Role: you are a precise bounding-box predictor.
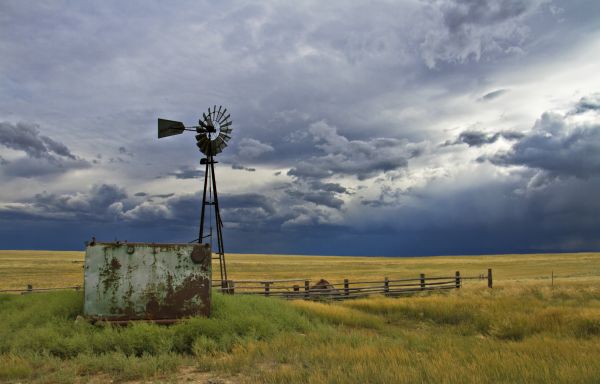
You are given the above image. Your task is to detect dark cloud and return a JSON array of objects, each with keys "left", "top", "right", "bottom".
[
  {"left": 442, "top": 0, "right": 529, "bottom": 31},
  {"left": 445, "top": 129, "right": 524, "bottom": 147},
  {"left": 360, "top": 199, "right": 396, "bottom": 208},
  {"left": 134, "top": 192, "right": 147, "bottom": 197},
  {"left": 231, "top": 164, "right": 256, "bottom": 172},
  {"left": 4, "top": 184, "right": 128, "bottom": 222},
  {"left": 286, "top": 189, "right": 344, "bottom": 209},
  {"left": 0, "top": 121, "right": 90, "bottom": 177},
  {"left": 309, "top": 181, "right": 348, "bottom": 194},
  {"left": 479, "top": 89, "right": 508, "bottom": 101},
  {"left": 487, "top": 112, "right": 600, "bottom": 179},
  {"left": 288, "top": 121, "right": 419, "bottom": 181},
  {"left": 0, "top": 121, "right": 75, "bottom": 160},
  {"left": 420, "top": 0, "right": 544, "bottom": 67},
  {"left": 153, "top": 193, "right": 174, "bottom": 199},
  {"left": 220, "top": 193, "right": 275, "bottom": 214},
  {"left": 571, "top": 94, "right": 600, "bottom": 115}
]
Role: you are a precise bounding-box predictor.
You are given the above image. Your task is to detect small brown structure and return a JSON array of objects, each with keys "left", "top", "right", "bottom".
[{"left": 310, "top": 279, "right": 339, "bottom": 294}]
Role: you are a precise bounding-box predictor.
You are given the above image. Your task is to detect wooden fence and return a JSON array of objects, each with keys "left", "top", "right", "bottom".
[
  {"left": 213, "top": 269, "right": 493, "bottom": 300},
  {"left": 1, "top": 269, "right": 494, "bottom": 298}
]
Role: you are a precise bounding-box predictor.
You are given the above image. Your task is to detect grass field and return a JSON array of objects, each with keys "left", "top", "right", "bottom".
[
  {"left": 1, "top": 251, "right": 600, "bottom": 383},
  {"left": 1, "top": 250, "right": 599, "bottom": 290}
]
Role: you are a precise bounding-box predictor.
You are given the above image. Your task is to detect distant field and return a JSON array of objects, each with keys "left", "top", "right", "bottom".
[
  {"left": 1, "top": 250, "right": 599, "bottom": 290},
  {"left": 1, "top": 251, "right": 600, "bottom": 383}
]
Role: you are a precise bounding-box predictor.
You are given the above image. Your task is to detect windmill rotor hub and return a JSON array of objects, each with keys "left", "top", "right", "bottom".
[{"left": 195, "top": 106, "right": 233, "bottom": 157}]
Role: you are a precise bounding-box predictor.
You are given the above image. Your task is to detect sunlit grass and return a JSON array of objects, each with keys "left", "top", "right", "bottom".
[
  {"left": 2, "top": 250, "right": 600, "bottom": 290},
  {"left": 1, "top": 251, "right": 600, "bottom": 382}
]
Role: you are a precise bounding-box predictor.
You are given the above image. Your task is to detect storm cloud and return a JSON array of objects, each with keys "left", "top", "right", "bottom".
[
  {"left": 1, "top": 1, "right": 599, "bottom": 255},
  {"left": 487, "top": 112, "right": 600, "bottom": 179},
  {"left": 0, "top": 122, "right": 90, "bottom": 177},
  {"left": 288, "top": 121, "right": 421, "bottom": 181},
  {"left": 447, "top": 129, "right": 524, "bottom": 147}
]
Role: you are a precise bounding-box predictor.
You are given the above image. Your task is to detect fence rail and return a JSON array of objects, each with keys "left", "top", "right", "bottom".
[
  {"left": 212, "top": 269, "right": 493, "bottom": 300},
  {"left": 1, "top": 269, "right": 494, "bottom": 299},
  {"left": 0, "top": 284, "right": 82, "bottom": 294}
]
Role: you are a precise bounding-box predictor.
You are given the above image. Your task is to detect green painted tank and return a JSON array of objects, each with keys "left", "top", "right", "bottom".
[{"left": 84, "top": 242, "right": 211, "bottom": 321}]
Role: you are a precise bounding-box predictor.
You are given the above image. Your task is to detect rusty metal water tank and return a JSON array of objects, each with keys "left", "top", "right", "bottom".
[{"left": 84, "top": 242, "right": 211, "bottom": 322}]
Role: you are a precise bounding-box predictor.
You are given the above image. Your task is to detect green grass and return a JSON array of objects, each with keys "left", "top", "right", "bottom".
[
  {"left": 1, "top": 251, "right": 600, "bottom": 382},
  {"left": 1, "top": 283, "right": 600, "bottom": 383}
]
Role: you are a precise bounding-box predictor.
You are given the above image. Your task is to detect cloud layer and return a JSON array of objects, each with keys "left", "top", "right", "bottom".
[{"left": 1, "top": 1, "right": 600, "bottom": 255}]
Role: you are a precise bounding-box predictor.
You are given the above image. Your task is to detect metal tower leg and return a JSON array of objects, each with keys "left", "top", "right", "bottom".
[
  {"left": 198, "top": 157, "right": 210, "bottom": 242},
  {"left": 210, "top": 156, "right": 228, "bottom": 286}
]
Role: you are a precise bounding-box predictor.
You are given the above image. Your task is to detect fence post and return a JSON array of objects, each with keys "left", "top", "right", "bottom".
[
  {"left": 344, "top": 279, "right": 349, "bottom": 296},
  {"left": 21, "top": 284, "right": 33, "bottom": 295},
  {"left": 264, "top": 282, "right": 270, "bottom": 297},
  {"left": 487, "top": 268, "right": 493, "bottom": 288},
  {"left": 455, "top": 271, "right": 461, "bottom": 289},
  {"left": 228, "top": 280, "right": 235, "bottom": 295},
  {"left": 420, "top": 274, "right": 425, "bottom": 290},
  {"left": 304, "top": 280, "right": 310, "bottom": 299},
  {"left": 384, "top": 277, "right": 389, "bottom": 295},
  {"left": 293, "top": 284, "right": 299, "bottom": 295}
]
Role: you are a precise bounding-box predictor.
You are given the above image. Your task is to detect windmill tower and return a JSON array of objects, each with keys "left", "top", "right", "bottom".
[{"left": 158, "top": 106, "right": 233, "bottom": 287}]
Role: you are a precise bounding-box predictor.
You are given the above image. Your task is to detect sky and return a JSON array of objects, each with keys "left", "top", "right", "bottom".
[{"left": 1, "top": 0, "right": 600, "bottom": 256}]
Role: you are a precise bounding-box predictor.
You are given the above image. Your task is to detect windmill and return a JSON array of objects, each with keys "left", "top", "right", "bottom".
[{"left": 157, "top": 106, "right": 233, "bottom": 287}]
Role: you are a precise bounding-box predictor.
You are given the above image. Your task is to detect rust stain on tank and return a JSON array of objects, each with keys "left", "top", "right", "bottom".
[
  {"left": 110, "top": 257, "right": 121, "bottom": 270},
  {"left": 142, "top": 274, "right": 210, "bottom": 319}
]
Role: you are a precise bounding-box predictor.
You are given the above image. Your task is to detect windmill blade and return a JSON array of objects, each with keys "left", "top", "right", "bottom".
[
  {"left": 207, "top": 107, "right": 214, "bottom": 124},
  {"left": 158, "top": 118, "right": 185, "bottom": 138},
  {"left": 215, "top": 136, "right": 228, "bottom": 154},
  {"left": 220, "top": 126, "right": 232, "bottom": 134},
  {"left": 219, "top": 132, "right": 231, "bottom": 142},
  {"left": 220, "top": 114, "right": 230, "bottom": 123},
  {"left": 202, "top": 113, "right": 215, "bottom": 132},
  {"left": 220, "top": 120, "right": 232, "bottom": 128},
  {"left": 215, "top": 105, "right": 223, "bottom": 121},
  {"left": 198, "top": 119, "right": 209, "bottom": 129},
  {"left": 217, "top": 108, "right": 227, "bottom": 123},
  {"left": 196, "top": 136, "right": 211, "bottom": 155}
]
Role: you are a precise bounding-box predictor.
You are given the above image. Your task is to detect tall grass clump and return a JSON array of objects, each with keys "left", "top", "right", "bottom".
[
  {"left": 0, "top": 291, "right": 315, "bottom": 381},
  {"left": 290, "top": 300, "right": 384, "bottom": 329}
]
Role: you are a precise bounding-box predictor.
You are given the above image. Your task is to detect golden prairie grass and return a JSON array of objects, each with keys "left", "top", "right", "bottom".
[
  {"left": 1, "top": 250, "right": 600, "bottom": 383},
  {"left": 0, "top": 250, "right": 83, "bottom": 290},
  {"left": 196, "top": 284, "right": 600, "bottom": 383},
  {"left": 2, "top": 250, "right": 599, "bottom": 290}
]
